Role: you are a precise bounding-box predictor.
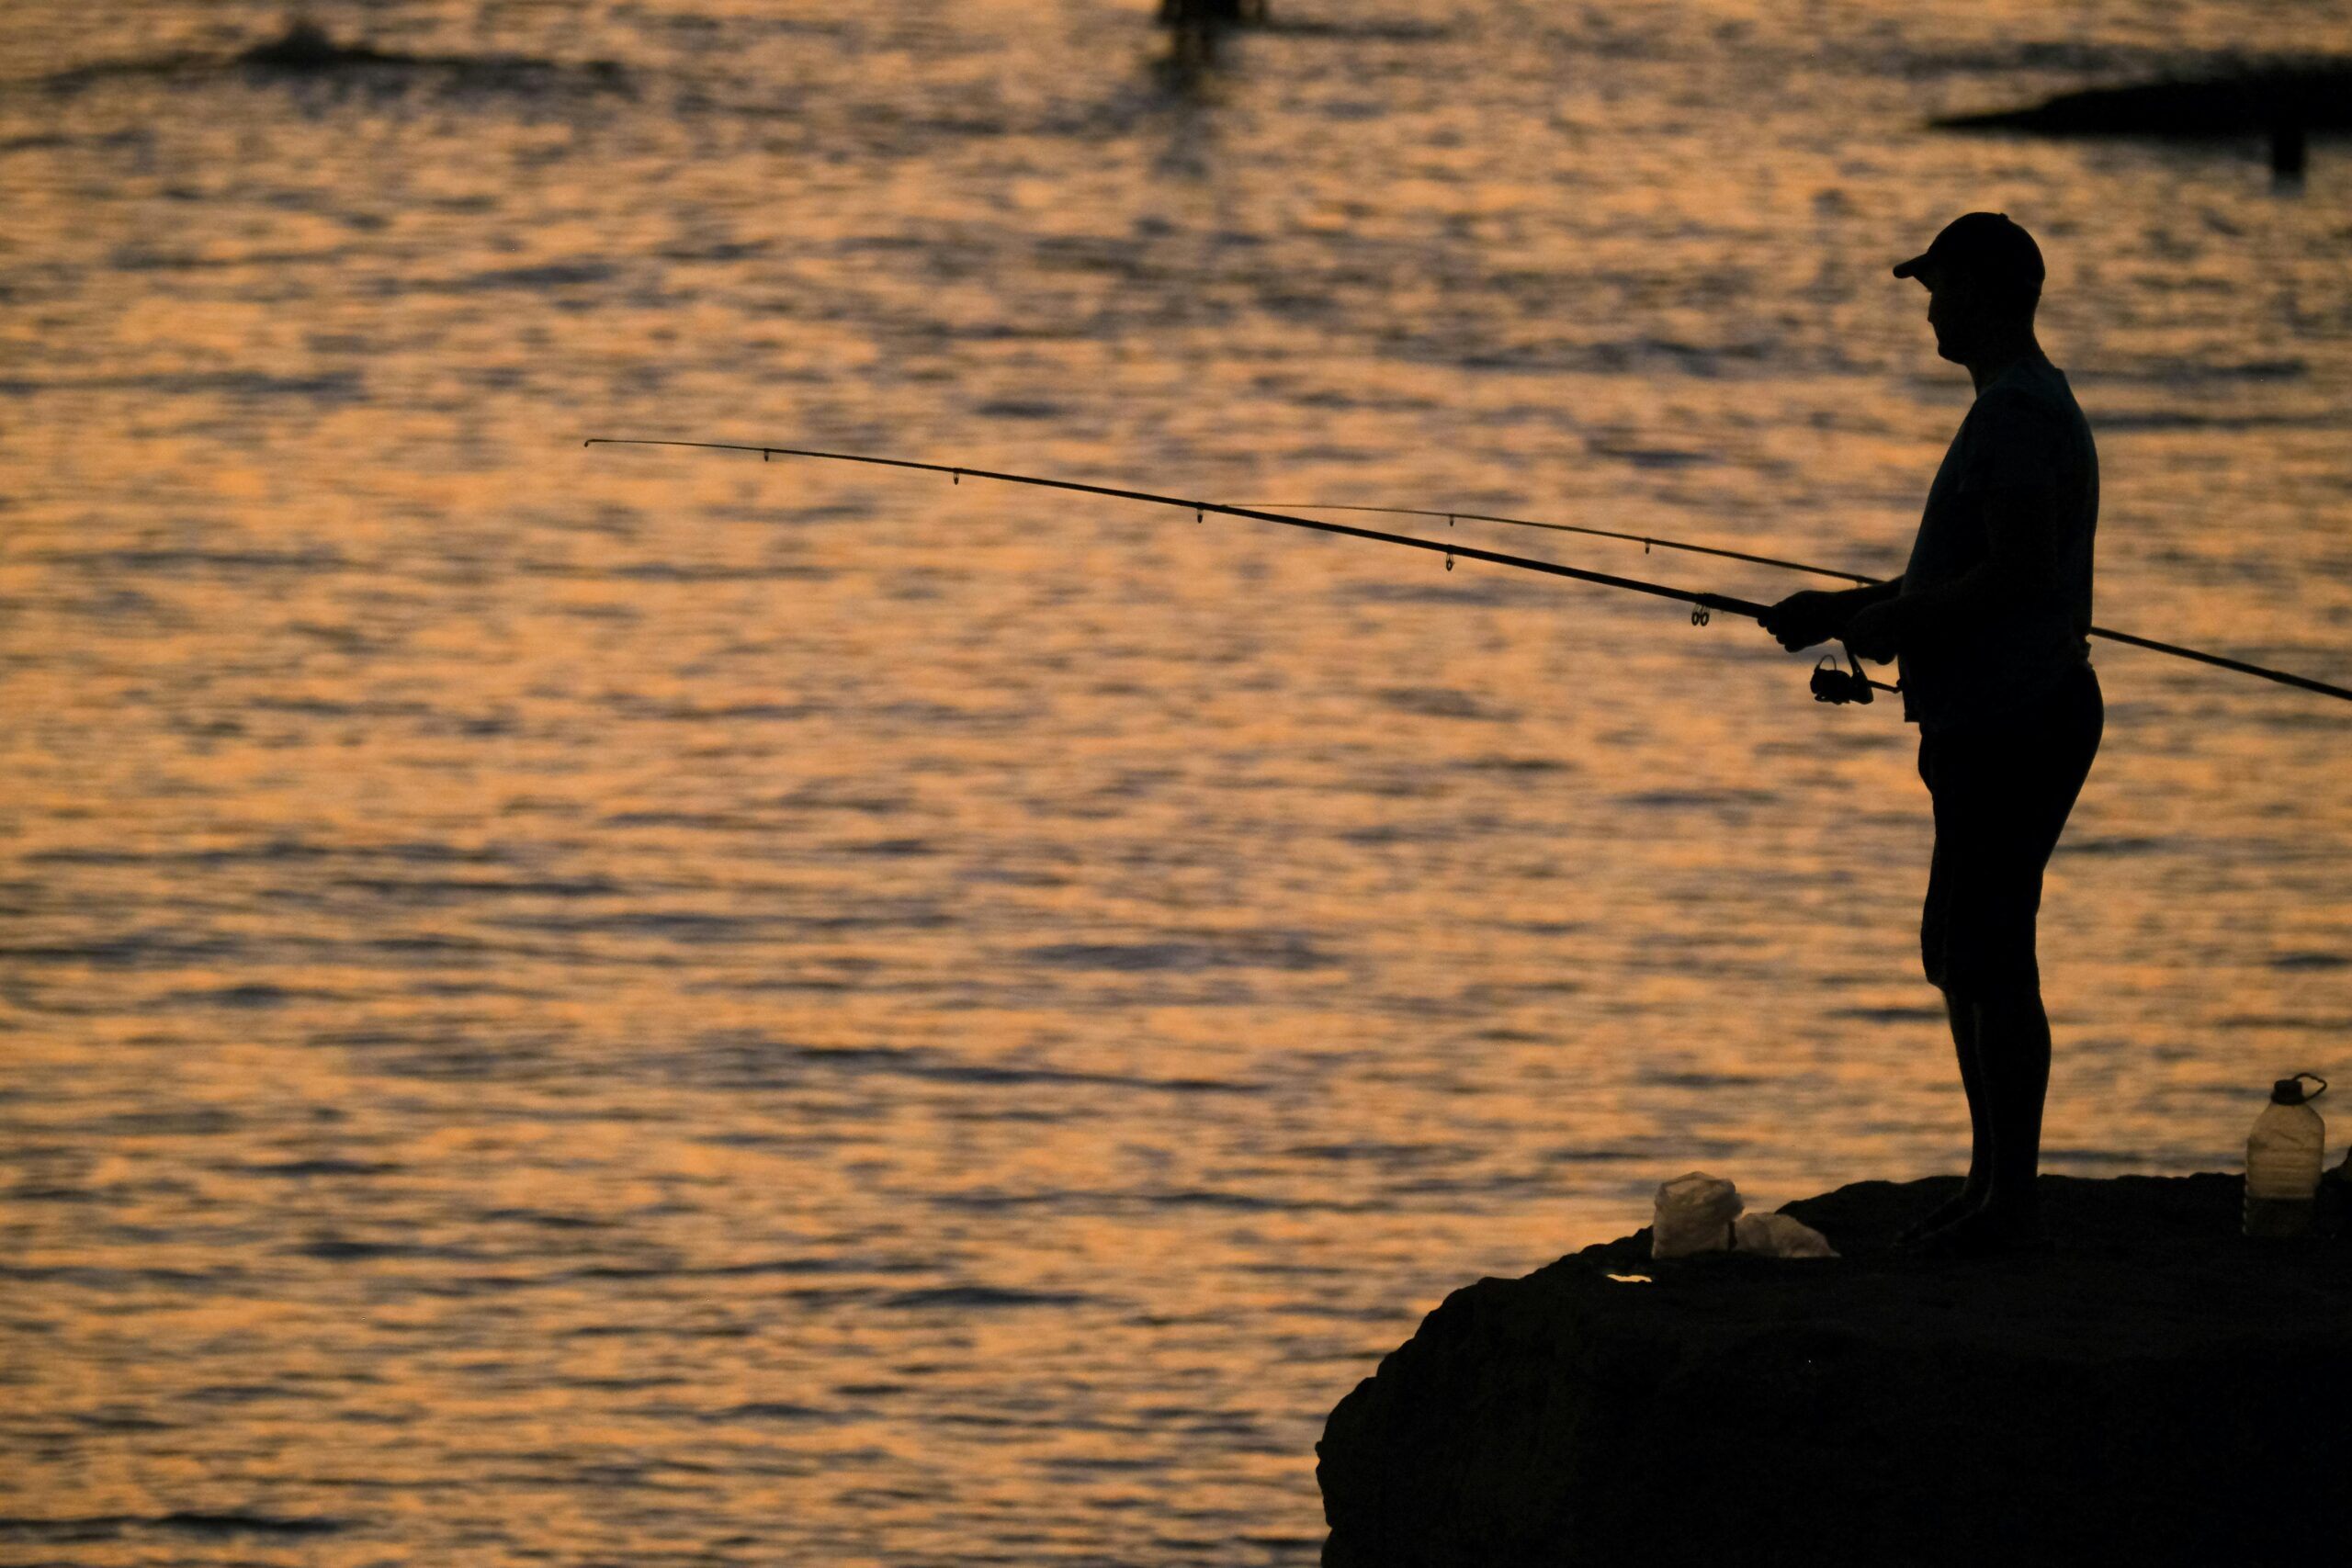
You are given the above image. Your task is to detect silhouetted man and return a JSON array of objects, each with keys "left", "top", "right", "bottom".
[{"left": 1761, "top": 213, "right": 2102, "bottom": 1258}]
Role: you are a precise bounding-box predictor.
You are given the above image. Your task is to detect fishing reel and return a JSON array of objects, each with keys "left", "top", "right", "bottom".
[{"left": 1811, "top": 642, "right": 1901, "bottom": 706}]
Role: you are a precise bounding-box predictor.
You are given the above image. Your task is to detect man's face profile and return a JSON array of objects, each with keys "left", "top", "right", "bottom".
[{"left": 1919, "top": 265, "right": 1975, "bottom": 365}]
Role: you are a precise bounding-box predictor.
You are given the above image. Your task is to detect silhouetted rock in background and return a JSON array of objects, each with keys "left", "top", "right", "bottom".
[
  {"left": 1319, "top": 1174, "right": 2352, "bottom": 1567},
  {"left": 41, "top": 16, "right": 628, "bottom": 97},
  {"left": 1935, "top": 62, "right": 2352, "bottom": 136},
  {"left": 232, "top": 19, "right": 628, "bottom": 91}
]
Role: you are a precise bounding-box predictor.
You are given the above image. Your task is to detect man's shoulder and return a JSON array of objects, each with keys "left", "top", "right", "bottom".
[
  {"left": 1976, "top": 357, "right": 2084, "bottom": 423},
  {"left": 1952, "top": 361, "right": 2095, "bottom": 495},
  {"left": 1967, "top": 365, "right": 2087, "bottom": 450}
]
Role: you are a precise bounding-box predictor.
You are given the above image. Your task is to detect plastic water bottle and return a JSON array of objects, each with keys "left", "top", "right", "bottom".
[{"left": 2244, "top": 1073, "right": 2328, "bottom": 1238}]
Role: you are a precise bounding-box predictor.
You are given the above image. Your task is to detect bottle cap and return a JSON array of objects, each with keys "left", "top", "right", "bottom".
[{"left": 2272, "top": 1073, "right": 2328, "bottom": 1105}]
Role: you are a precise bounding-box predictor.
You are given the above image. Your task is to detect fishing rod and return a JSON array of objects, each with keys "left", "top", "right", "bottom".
[
  {"left": 578, "top": 439, "right": 1844, "bottom": 667},
  {"left": 1258, "top": 501, "right": 2352, "bottom": 706},
  {"left": 585, "top": 436, "right": 1908, "bottom": 703},
  {"left": 579, "top": 440, "right": 1756, "bottom": 621},
  {"left": 581, "top": 437, "right": 1886, "bottom": 693}
]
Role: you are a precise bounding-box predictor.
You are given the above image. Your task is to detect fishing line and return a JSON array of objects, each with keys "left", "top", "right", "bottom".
[
  {"left": 1256, "top": 502, "right": 2352, "bottom": 706},
  {"left": 1246, "top": 501, "right": 1877, "bottom": 584}
]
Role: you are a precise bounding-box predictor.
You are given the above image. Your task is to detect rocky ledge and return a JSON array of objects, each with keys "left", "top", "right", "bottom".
[{"left": 1318, "top": 1174, "right": 2351, "bottom": 1567}]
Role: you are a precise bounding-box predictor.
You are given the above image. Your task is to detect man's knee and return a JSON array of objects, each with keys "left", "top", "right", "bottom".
[
  {"left": 1939, "top": 972, "right": 2041, "bottom": 1018},
  {"left": 1947, "top": 980, "right": 2049, "bottom": 1058}
]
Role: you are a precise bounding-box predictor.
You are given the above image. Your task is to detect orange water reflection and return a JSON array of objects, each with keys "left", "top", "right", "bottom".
[{"left": 5, "top": 0, "right": 2351, "bottom": 1562}]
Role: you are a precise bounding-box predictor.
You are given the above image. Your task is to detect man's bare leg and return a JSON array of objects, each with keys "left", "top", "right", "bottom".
[
  {"left": 1907, "top": 979, "right": 2052, "bottom": 1253},
  {"left": 1971, "top": 979, "right": 2051, "bottom": 1230},
  {"left": 1895, "top": 987, "right": 1996, "bottom": 1242}
]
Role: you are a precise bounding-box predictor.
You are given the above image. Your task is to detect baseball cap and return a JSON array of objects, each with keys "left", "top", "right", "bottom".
[{"left": 1892, "top": 212, "right": 2044, "bottom": 303}]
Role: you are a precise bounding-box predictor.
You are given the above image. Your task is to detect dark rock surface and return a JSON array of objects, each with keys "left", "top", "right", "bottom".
[
  {"left": 1318, "top": 1174, "right": 2352, "bottom": 1567},
  {"left": 1936, "top": 63, "right": 2352, "bottom": 136}
]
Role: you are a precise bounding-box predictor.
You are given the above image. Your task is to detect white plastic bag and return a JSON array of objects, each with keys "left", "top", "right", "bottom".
[
  {"left": 1733, "top": 1210, "right": 1838, "bottom": 1258},
  {"left": 1651, "top": 1172, "right": 1742, "bottom": 1258}
]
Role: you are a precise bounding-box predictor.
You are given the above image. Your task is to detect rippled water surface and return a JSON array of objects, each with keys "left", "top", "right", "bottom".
[{"left": 5, "top": 1, "right": 2350, "bottom": 1561}]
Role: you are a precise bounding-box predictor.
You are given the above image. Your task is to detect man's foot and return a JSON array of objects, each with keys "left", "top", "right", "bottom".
[
  {"left": 1892, "top": 1184, "right": 1986, "bottom": 1247},
  {"left": 1897, "top": 1203, "right": 2051, "bottom": 1259}
]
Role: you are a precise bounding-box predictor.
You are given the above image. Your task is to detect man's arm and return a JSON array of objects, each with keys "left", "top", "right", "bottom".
[{"left": 1841, "top": 577, "right": 1905, "bottom": 611}]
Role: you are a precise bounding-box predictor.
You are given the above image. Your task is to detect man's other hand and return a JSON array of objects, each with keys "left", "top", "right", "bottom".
[{"left": 1759, "top": 589, "right": 1847, "bottom": 652}]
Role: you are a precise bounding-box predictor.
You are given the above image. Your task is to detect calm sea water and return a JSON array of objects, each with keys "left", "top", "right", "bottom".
[{"left": 4, "top": 2, "right": 2349, "bottom": 1562}]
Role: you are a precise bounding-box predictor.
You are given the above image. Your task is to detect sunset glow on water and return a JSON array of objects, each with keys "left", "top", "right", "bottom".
[{"left": 4, "top": 1, "right": 2349, "bottom": 1561}]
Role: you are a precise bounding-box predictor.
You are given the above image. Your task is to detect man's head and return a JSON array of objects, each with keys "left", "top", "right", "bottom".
[{"left": 1894, "top": 212, "right": 2043, "bottom": 365}]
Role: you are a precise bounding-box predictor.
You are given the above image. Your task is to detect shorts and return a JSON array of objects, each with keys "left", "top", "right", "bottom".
[{"left": 1917, "top": 664, "right": 2103, "bottom": 994}]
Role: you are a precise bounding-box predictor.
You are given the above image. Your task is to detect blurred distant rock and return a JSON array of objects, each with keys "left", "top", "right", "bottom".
[
  {"left": 234, "top": 19, "right": 628, "bottom": 91},
  {"left": 1935, "top": 62, "right": 2352, "bottom": 136},
  {"left": 1318, "top": 1173, "right": 2352, "bottom": 1567},
  {"left": 43, "top": 16, "right": 628, "bottom": 96}
]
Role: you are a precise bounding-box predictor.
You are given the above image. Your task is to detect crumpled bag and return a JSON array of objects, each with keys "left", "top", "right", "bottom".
[
  {"left": 1734, "top": 1210, "right": 1839, "bottom": 1258},
  {"left": 1652, "top": 1172, "right": 1743, "bottom": 1258}
]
